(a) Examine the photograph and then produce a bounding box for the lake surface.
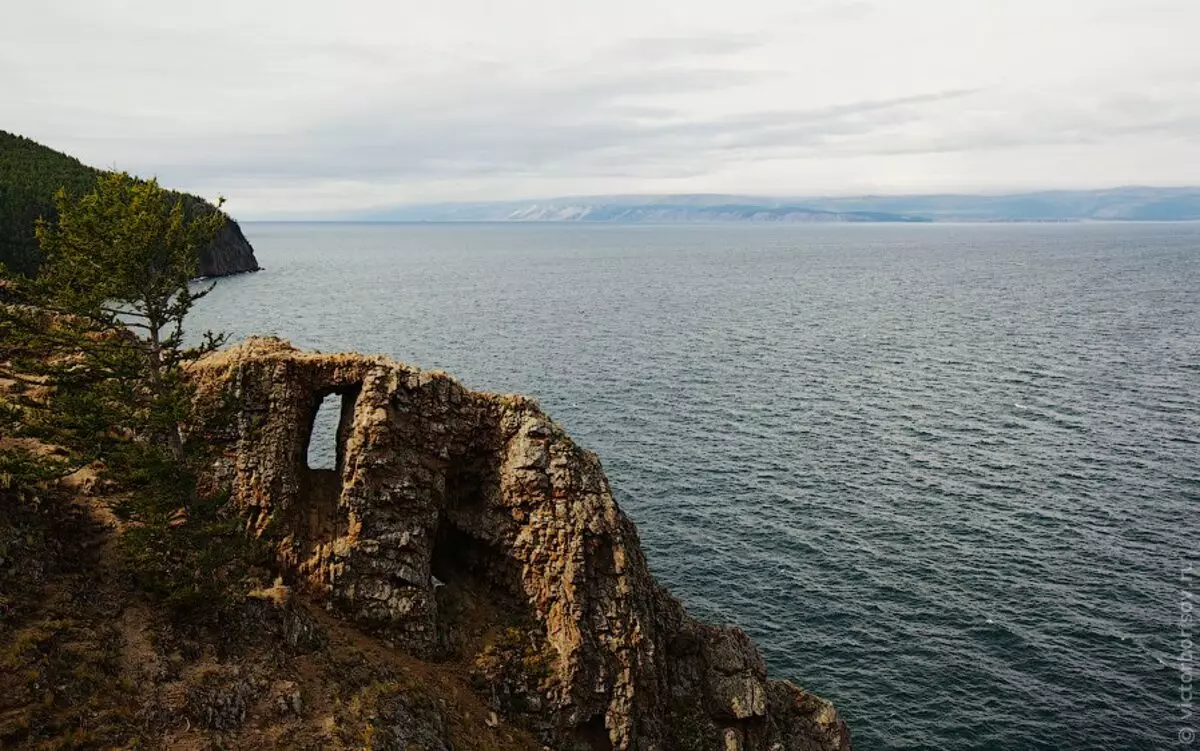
[191,222,1199,751]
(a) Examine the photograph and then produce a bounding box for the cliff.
[0,130,259,278]
[200,211,261,278]
[188,337,851,751]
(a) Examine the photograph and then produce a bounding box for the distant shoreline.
[243,187,1200,224]
[238,217,1200,225]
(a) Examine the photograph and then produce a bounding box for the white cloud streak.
[2,0,1199,217]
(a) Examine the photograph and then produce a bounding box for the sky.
[3,0,1199,218]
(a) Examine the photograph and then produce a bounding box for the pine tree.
[1,171,227,466]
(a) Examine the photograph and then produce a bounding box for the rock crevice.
[190,337,851,751]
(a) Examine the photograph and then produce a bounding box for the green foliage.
[36,172,224,317]
[0,132,100,277]
[117,494,262,623]
[88,438,265,626]
[0,129,236,277]
[2,171,228,463]
[0,449,61,502]
[0,449,63,628]
[0,169,252,626]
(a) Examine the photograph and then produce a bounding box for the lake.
[191,222,1200,751]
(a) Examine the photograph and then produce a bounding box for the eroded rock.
[189,337,851,751]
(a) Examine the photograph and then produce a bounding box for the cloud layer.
[3,0,1199,217]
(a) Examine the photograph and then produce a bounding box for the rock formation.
[189,337,851,751]
[197,218,260,278]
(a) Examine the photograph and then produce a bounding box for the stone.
[197,219,260,278]
[271,680,303,715]
[189,337,851,751]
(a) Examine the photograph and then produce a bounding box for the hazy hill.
[359,196,929,223]
[0,131,259,277]
[792,187,1200,222]
[358,187,1200,223]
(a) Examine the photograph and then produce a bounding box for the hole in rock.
[298,385,361,547]
[306,395,339,471]
[303,385,361,474]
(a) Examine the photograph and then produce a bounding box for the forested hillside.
[0,131,258,277]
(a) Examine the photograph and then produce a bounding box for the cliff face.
[189,337,850,751]
[198,218,260,277]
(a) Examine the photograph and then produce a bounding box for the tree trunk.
[147,321,185,462]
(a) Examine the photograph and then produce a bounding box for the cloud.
[3,0,1200,215]
[790,1,876,23]
[122,85,982,186]
[606,34,768,63]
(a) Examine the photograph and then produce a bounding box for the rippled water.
[191,222,1199,751]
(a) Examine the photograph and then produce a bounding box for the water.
[191,222,1199,751]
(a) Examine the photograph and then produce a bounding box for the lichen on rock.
[189,337,851,751]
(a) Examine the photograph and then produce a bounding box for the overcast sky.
[3,0,1199,218]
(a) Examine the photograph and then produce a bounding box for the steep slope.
[0,453,544,751]
[188,337,852,751]
[0,130,259,277]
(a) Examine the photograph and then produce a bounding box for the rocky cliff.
[188,337,851,751]
[199,215,260,277]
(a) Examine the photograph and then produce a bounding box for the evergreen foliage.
[2,171,228,464]
[0,130,235,277]
[0,131,101,276]
[0,169,256,630]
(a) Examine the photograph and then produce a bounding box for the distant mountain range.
[356,187,1200,223]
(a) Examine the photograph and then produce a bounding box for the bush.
[110,443,267,625]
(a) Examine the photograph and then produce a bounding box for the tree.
[1,171,227,464]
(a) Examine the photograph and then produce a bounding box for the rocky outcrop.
[189,337,851,751]
[197,217,260,278]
